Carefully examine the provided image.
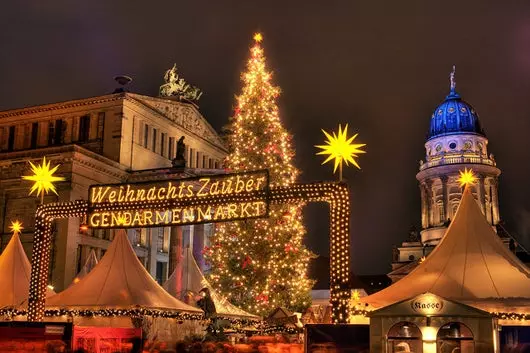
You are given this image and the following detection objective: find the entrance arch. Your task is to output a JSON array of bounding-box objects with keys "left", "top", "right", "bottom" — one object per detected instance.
[{"left": 27, "top": 170, "right": 352, "bottom": 323}]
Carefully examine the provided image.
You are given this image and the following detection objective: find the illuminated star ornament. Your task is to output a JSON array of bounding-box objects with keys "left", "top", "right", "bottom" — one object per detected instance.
[
  {"left": 9, "top": 220, "right": 23, "bottom": 235},
  {"left": 22, "top": 157, "right": 65, "bottom": 203},
  {"left": 253, "top": 32, "right": 263, "bottom": 43},
  {"left": 315, "top": 124, "right": 366, "bottom": 181},
  {"left": 457, "top": 168, "right": 477, "bottom": 188}
]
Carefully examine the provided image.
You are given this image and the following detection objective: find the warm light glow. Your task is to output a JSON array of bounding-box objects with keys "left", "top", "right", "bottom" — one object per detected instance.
[
  {"left": 22, "top": 157, "right": 65, "bottom": 197},
  {"left": 457, "top": 167, "right": 477, "bottom": 187},
  {"left": 316, "top": 124, "right": 366, "bottom": 174},
  {"left": 47, "top": 285, "right": 54, "bottom": 291},
  {"left": 9, "top": 220, "right": 23, "bottom": 235},
  {"left": 253, "top": 32, "right": 263, "bottom": 43},
  {"left": 419, "top": 256, "right": 426, "bottom": 263}
]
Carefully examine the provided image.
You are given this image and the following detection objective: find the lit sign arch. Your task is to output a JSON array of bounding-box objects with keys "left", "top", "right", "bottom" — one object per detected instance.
[{"left": 28, "top": 170, "right": 352, "bottom": 323}]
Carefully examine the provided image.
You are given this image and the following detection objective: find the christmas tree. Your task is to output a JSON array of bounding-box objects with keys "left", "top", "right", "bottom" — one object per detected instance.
[{"left": 205, "top": 33, "right": 313, "bottom": 315}]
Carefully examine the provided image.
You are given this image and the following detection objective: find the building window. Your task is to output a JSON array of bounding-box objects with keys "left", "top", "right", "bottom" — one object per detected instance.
[
  {"left": 79, "top": 115, "right": 90, "bottom": 142},
  {"left": 161, "top": 132, "right": 167, "bottom": 157},
  {"left": 49, "top": 119, "right": 64, "bottom": 146},
  {"left": 30, "top": 122, "right": 39, "bottom": 149},
  {"left": 168, "top": 137, "right": 175, "bottom": 159},
  {"left": 7, "top": 126, "right": 15, "bottom": 151},
  {"left": 189, "top": 148, "right": 194, "bottom": 167},
  {"left": 196, "top": 151, "right": 200, "bottom": 168},
  {"left": 156, "top": 228, "right": 165, "bottom": 252},
  {"left": 152, "top": 128, "right": 157, "bottom": 152},
  {"left": 203, "top": 155, "right": 207, "bottom": 168},
  {"left": 214, "top": 161, "right": 218, "bottom": 169},
  {"left": 143, "top": 124, "right": 149, "bottom": 148},
  {"left": 155, "top": 261, "right": 167, "bottom": 284}
]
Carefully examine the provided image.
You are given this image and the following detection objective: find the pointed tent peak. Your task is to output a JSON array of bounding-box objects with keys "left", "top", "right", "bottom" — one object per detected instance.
[
  {"left": 46, "top": 230, "right": 201, "bottom": 313},
  {"left": 71, "top": 249, "right": 99, "bottom": 285},
  {"left": 361, "top": 177, "right": 530, "bottom": 309},
  {"left": 0, "top": 232, "right": 55, "bottom": 308}
]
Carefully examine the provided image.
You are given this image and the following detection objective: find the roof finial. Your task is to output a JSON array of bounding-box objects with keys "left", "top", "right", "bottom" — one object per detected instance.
[{"left": 449, "top": 65, "right": 456, "bottom": 92}]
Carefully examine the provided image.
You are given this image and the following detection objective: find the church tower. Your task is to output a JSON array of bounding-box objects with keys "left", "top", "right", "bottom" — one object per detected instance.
[
  {"left": 389, "top": 67, "right": 502, "bottom": 282},
  {"left": 416, "top": 67, "right": 501, "bottom": 245}
]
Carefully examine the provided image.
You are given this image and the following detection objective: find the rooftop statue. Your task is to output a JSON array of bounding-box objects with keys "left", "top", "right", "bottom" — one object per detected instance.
[{"left": 159, "top": 63, "right": 203, "bottom": 102}]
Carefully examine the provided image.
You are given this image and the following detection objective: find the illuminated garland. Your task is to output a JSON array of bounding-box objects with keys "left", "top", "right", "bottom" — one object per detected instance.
[{"left": 27, "top": 182, "right": 351, "bottom": 323}]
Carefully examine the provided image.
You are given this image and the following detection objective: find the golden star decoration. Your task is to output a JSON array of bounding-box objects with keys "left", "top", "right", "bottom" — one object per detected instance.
[
  {"left": 9, "top": 220, "right": 23, "bottom": 234},
  {"left": 457, "top": 168, "right": 477, "bottom": 188},
  {"left": 22, "top": 157, "right": 65, "bottom": 197},
  {"left": 253, "top": 32, "right": 263, "bottom": 43},
  {"left": 315, "top": 124, "right": 366, "bottom": 177}
]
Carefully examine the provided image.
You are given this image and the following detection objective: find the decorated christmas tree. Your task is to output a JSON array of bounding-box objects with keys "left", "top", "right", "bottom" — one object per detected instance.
[{"left": 205, "top": 33, "right": 313, "bottom": 315}]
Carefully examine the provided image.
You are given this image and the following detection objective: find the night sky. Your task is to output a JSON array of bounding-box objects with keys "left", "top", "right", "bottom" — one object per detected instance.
[{"left": 2, "top": 1, "right": 530, "bottom": 275}]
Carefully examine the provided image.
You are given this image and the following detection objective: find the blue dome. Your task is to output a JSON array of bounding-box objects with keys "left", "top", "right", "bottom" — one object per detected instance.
[{"left": 428, "top": 90, "right": 484, "bottom": 140}]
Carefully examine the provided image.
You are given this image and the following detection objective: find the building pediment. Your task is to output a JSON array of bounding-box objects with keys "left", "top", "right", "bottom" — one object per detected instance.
[{"left": 127, "top": 94, "right": 225, "bottom": 150}]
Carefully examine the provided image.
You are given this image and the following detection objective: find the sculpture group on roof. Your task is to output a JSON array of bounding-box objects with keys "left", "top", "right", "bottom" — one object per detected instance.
[{"left": 160, "top": 63, "right": 203, "bottom": 102}]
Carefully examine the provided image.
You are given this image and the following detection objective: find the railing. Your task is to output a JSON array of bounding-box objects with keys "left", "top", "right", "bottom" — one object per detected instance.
[{"left": 419, "top": 155, "right": 496, "bottom": 170}]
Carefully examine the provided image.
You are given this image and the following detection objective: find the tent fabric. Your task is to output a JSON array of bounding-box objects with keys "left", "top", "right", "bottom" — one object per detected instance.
[
  {"left": 164, "top": 247, "right": 259, "bottom": 319},
  {"left": 362, "top": 186, "right": 530, "bottom": 309},
  {"left": 46, "top": 230, "right": 201, "bottom": 313},
  {"left": 0, "top": 232, "right": 55, "bottom": 308},
  {"left": 71, "top": 249, "right": 98, "bottom": 285}
]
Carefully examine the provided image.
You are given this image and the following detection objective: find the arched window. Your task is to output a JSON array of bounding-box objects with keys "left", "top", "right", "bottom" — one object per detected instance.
[
  {"left": 387, "top": 321, "right": 423, "bottom": 353},
  {"left": 437, "top": 322, "right": 474, "bottom": 353}
]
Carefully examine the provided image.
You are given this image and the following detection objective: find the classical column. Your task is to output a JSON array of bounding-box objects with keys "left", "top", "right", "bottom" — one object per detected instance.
[
  {"left": 169, "top": 226, "right": 182, "bottom": 276},
  {"left": 0, "top": 190, "right": 6, "bottom": 249},
  {"left": 425, "top": 180, "right": 433, "bottom": 227},
  {"left": 478, "top": 174, "right": 486, "bottom": 215},
  {"left": 192, "top": 224, "right": 205, "bottom": 271},
  {"left": 441, "top": 176, "right": 449, "bottom": 222},
  {"left": 420, "top": 182, "right": 428, "bottom": 229},
  {"left": 491, "top": 177, "right": 500, "bottom": 225}
]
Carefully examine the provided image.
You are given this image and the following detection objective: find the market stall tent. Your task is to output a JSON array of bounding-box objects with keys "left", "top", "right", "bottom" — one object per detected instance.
[
  {"left": 163, "top": 247, "right": 259, "bottom": 320},
  {"left": 0, "top": 232, "right": 54, "bottom": 308},
  {"left": 46, "top": 230, "right": 202, "bottom": 313},
  {"left": 362, "top": 186, "right": 530, "bottom": 313}
]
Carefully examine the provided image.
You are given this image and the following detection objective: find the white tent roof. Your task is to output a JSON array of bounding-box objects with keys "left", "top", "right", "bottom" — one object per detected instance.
[
  {"left": 46, "top": 230, "right": 201, "bottom": 313},
  {"left": 71, "top": 249, "right": 98, "bottom": 286},
  {"left": 164, "top": 247, "right": 259, "bottom": 319},
  {"left": 363, "top": 186, "right": 530, "bottom": 309},
  {"left": 0, "top": 232, "right": 55, "bottom": 308}
]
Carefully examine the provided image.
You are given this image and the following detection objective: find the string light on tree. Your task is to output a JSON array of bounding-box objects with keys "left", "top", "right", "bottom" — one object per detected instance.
[
  {"left": 457, "top": 167, "right": 477, "bottom": 188},
  {"left": 316, "top": 124, "right": 366, "bottom": 181},
  {"left": 22, "top": 157, "right": 65, "bottom": 204},
  {"left": 205, "top": 32, "right": 314, "bottom": 316}
]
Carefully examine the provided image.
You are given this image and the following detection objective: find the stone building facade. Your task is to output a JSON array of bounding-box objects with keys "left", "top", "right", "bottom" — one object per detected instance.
[{"left": 0, "top": 91, "right": 227, "bottom": 291}]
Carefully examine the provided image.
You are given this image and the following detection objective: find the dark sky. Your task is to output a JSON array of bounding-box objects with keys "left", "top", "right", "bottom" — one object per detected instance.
[{"left": 2, "top": 1, "right": 530, "bottom": 274}]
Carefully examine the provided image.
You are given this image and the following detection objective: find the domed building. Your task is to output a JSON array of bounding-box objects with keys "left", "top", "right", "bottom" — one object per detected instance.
[{"left": 389, "top": 68, "right": 505, "bottom": 282}]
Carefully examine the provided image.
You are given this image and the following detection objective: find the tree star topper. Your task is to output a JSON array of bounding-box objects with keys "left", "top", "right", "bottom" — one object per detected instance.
[
  {"left": 457, "top": 168, "right": 477, "bottom": 187},
  {"left": 9, "top": 220, "right": 23, "bottom": 235},
  {"left": 253, "top": 32, "right": 263, "bottom": 43},
  {"left": 315, "top": 124, "right": 366, "bottom": 181},
  {"left": 22, "top": 157, "right": 65, "bottom": 198}
]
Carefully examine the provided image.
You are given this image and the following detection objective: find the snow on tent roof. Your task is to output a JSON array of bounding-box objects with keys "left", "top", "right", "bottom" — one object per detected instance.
[
  {"left": 0, "top": 232, "right": 54, "bottom": 308},
  {"left": 362, "top": 186, "right": 530, "bottom": 309},
  {"left": 164, "top": 247, "right": 259, "bottom": 320},
  {"left": 46, "top": 230, "right": 201, "bottom": 313}
]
